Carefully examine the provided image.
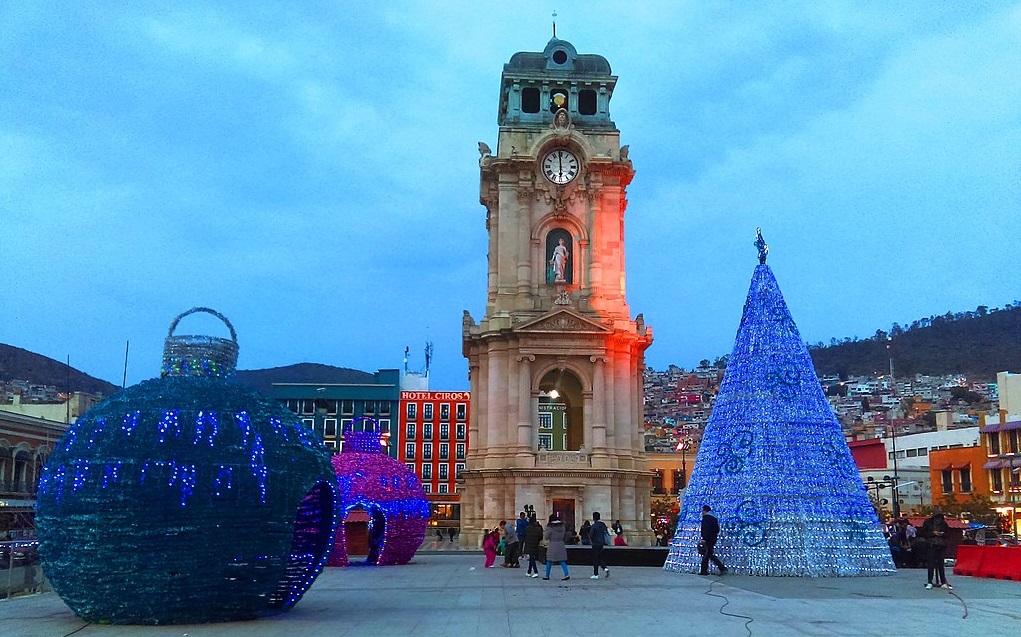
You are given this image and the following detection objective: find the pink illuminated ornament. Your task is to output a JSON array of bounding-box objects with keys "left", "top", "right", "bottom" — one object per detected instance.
[{"left": 328, "top": 418, "right": 429, "bottom": 566}]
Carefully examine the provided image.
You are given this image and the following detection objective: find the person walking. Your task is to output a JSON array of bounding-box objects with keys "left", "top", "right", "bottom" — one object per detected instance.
[
  {"left": 543, "top": 514, "right": 570, "bottom": 581},
  {"left": 482, "top": 526, "right": 499, "bottom": 568},
  {"left": 579, "top": 520, "right": 592, "bottom": 546},
  {"left": 921, "top": 512, "right": 952, "bottom": 590},
  {"left": 589, "top": 512, "right": 610, "bottom": 579},
  {"left": 699, "top": 505, "right": 728, "bottom": 575},
  {"left": 522, "top": 514, "right": 544, "bottom": 578}
]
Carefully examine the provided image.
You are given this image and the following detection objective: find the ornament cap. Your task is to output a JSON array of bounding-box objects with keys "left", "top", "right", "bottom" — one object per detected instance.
[{"left": 161, "top": 307, "right": 239, "bottom": 378}]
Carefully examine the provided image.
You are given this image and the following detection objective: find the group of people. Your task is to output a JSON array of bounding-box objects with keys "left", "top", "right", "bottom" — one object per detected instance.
[
  {"left": 882, "top": 512, "right": 953, "bottom": 589},
  {"left": 481, "top": 511, "right": 618, "bottom": 580}
]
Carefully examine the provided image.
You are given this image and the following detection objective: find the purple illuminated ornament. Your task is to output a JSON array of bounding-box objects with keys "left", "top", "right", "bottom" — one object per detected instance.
[{"left": 329, "top": 418, "right": 429, "bottom": 566}]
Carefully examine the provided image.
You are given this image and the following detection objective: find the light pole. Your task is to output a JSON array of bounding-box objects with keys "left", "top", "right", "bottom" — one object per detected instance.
[
  {"left": 887, "top": 339, "right": 902, "bottom": 520},
  {"left": 867, "top": 475, "right": 895, "bottom": 519},
  {"left": 675, "top": 438, "right": 693, "bottom": 491}
]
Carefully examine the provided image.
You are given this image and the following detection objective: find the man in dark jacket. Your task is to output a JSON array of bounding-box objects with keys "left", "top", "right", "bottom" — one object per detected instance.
[
  {"left": 920, "top": 512, "right": 952, "bottom": 590},
  {"left": 522, "top": 515, "right": 544, "bottom": 578},
  {"left": 589, "top": 512, "right": 610, "bottom": 579},
  {"left": 700, "top": 505, "right": 727, "bottom": 575}
]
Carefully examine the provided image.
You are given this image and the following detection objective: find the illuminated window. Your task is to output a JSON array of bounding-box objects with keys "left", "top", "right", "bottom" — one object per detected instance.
[
  {"left": 456, "top": 403, "right": 466, "bottom": 420},
  {"left": 440, "top": 404, "right": 450, "bottom": 420},
  {"left": 423, "top": 443, "right": 433, "bottom": 461},
  {"left": 423, "top": 483, "right": 431, "bottom": 494},
  {"left": 424, "top": 423, "right": 433, "bottom": 439},
  {"left": 538, "top": 413, "right": 553, "bottom": 429},
  {"left": 439, "top": 443, "right": 449, "bottom": 460},
  {"left": 456, "top": 443, "right": 466, "bottom": 460},
  {"left": 422, "top": 464, "right": 432, "bottom": 480},
  {"left": 405, "top": 443, "right": 415, "bottom": 460},
  {"left": 438, "top": 483, "right": 448, "bottom": 494},
  {"left": 406, "top": 423, "right": 416, "bottom": 439},
  {"left": 456, "top": 463, "right": 465, "bottom": 479},
  {"left": 439, "top": 464, "right": 449, "bottom": 480},
  {"left": 424, "top": 403, "right": 434, "bottom": 420},
  {"left": 538, "top": 434, "right": 553, "bottom": 450},
  {"left": 407, "top": 403, "right": 417, "bottom": 419},
  {"left": 456, "top": 423, "right": 466, "bottom": 440},
  {"left": 440, "top": 423, "right": 449, "bottom": 440}
]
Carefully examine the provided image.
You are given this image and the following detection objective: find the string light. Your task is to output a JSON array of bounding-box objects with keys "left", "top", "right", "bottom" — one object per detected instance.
[
  {"left": 35, "top": 308, "right": 338, "bottom": 624},
  {"left": 664, "top": 265, "right": 896, "bottom": 577}
]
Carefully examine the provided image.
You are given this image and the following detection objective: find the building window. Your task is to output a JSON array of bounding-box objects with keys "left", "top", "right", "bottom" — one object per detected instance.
[
  {"left": 363, "top": 400, "right": 376, "bottom": 415},
  {"left": 907, "top": 449, "right": 917, "bottom": 457},
  {"left": 406, "top": 463, "right": 416, "bottom": 473},
  {"left": 440, "top": 404, "right": 450, "bottom": 421},
  {"left": 325, "top": 440, "right": 337, "bottom": 451},
  {"left": 378, "top": 418, "right": 390, "bottom": 432},
  {"left": 341, "top": 418, "right": 352, "bottom": 434},
  {"left": 456, "top": 443, "right": 466, "bottom": 460},
  {"left": 960, "top": 467, "right": 972, "bottom": 493},
  {"left": 456, "top": 403, "right": 466, "bottom": 420},
  {"left": 918, "top": 448, "right": 928, "bottom": 456},
  {"left": 522, "top": 87, "right": 540, "bottom": 113},
  {"left": 439, "top": 464, "right": 449, "bottom": 480},
  {"left": 326, "top": 400, "right": 338, "bottom": 415},
  {"left": 652, "top": 469, "right": 664, "bottom": 494},
  {"left": 992, "top": 468, "right": 1003, "bottom": 491},
  {"left": 406, "top": 423, "right": 416, "bottom": 439},
  {"left": 341, "top": 400, "right": 354, "bottom": 415},
  {"left": 424, "top": 403, "right": 434, "bottom": 420},
  {"left": 438, "top": 483, "right": 448, "bottom": 494},
  {"left": 439, "top": 443, "right": 449, "bottom": 460},
  {"left": 538, "top": 434, "right": 553, "bottom": 450},
  {"left": 423, "top": 483, "right": 432, "bottom": 494},
  {"left": 324, "top": 418, "right": 338, "bottom": 437},
  {"left": 1010, "top": 429, "right": 1020, "bottom": 454},
  {"left": 407, "top": 403, "right": 417, "bottom": 419},
  {"left": 941, "top": 469, "right": 953, "bottom": 494},
  {"left": 405, "top": 443, "right": 415, "bottom": 460},
  {"left": 672, "top": 469, "right": 686, "bottom": 491},
  {"left": 440, "top": 423, "right": 449, "bottom": 440},
  {"left": 422, "top": 463, "right": 432, "bottom": 480},
  {"left": 456, "top": 423, "right": 466, "bottom": 440},
  {"left": 989, "top": 433, "right": 1000, "bottom": 455},
  {"left": 423, "top": 443, "right": 433, "bottom": 461},
  {"left": 456, "top": 463, "right": 465, "bottom": 479},
  {"left": 538, "top": 413, "right": 553, "bottom": 429},
  {"left": 424, "top": 423, "right": 433, "bottom": 439},
  {"left": 379, "top": 401, "right": 391, "bottom": 416},
  {"left": 579, "top": 89, "right": 597, "bottom": 115},
  {"left": 301, "top": 401, "right": 314, "bottom": 415},
  {"left": 302, "top": 418, "right": 315, "bottom": 429}
]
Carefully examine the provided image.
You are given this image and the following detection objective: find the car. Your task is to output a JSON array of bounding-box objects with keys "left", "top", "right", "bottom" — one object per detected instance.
[{"left": 996, "top": 534, "right": 1019, "bottom": 547}]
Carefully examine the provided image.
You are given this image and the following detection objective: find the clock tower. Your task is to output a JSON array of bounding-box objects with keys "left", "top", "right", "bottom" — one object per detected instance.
[{"left": 461, "top": 37, "right": 653, "bottom": 546}]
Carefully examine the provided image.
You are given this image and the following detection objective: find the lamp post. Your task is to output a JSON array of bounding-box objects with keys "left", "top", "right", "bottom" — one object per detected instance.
[
  {"left": 675, "top": 438, "right": 693, "bottom": 491},
  {"left": 866, "top": 475, "right": 895, "bottom": 519},
  {"left": 887, "top": 340, "right": 902, "bottom": 520}
]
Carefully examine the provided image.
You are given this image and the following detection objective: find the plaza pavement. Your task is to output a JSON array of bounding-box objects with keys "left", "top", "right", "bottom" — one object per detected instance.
[{"left": 3, "top": 544, "right": 1020, "bottom": 637}]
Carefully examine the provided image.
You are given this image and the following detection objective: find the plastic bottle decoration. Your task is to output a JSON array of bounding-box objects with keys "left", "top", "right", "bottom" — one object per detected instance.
[
  {"left": 329, "top": 417, "right": 429, "bottom": 566},
  {"left": 36, "top": 308, "right": 338, "bottom": 624}
]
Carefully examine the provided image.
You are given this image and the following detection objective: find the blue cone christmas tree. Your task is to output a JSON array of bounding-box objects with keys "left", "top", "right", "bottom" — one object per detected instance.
[{"left": 664, "top": 235, "right": 895, "bottom": 577}]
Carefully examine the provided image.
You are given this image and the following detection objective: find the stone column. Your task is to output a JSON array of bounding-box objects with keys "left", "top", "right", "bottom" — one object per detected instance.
[
  {"left": 589, "top": 355, "right": 609, "bottom": 469},
  {"left": 516, "top": 354, "right": 535, "bottom": 463}
]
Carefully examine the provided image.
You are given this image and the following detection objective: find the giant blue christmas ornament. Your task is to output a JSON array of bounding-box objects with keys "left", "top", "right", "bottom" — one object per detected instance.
[
  {"left": 664, "top": 232, "right": 895, "bottom": 577},
  {"left": 36, "top": 308, "right": 338, "bottom": 623}
]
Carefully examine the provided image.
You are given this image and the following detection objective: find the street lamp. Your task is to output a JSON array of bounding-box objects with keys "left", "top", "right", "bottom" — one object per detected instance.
[
  {"left": 866, "top": 475, "right": 896, "bottom": 519},
  {"left": 675, "top": 438, "right": 693, "bottom": 491}
]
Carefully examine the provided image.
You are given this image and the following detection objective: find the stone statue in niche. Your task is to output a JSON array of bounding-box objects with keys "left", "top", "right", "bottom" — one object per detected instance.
[{"left": 547, "top": 231, "right": 571, "bottom": 283}]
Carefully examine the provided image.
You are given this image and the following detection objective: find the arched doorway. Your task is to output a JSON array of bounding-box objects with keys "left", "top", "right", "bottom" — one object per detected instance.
[{"left": 537, "top": 370, "right": 584, "bottom": 451}]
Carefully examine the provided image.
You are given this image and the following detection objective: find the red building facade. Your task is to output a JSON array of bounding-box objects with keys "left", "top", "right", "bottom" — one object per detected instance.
[{"left": 398, "top": 391, "right": 470, "bottom": 531}]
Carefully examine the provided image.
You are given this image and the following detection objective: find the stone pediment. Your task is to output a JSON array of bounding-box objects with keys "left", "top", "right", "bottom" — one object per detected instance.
[{"left": 514, "top": 309, "right": 610, "bottom": 334}]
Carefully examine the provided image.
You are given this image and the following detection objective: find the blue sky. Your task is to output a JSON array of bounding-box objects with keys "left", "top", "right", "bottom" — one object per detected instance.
[{"left": 2, "top": 2, "right": 1019, "bottom": 391}]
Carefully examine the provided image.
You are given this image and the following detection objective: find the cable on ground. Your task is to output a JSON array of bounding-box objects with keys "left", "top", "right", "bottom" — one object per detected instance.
[{"left": 705, "top": 577, "right": 754, "bottom": 637}]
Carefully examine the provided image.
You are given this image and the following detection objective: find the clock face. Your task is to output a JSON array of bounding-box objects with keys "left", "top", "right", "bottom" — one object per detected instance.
[{"left": 542, "top": 149, "right": 579, "bottom": 185}]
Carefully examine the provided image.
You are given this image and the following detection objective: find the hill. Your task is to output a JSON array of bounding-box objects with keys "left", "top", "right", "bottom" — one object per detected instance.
[
  {"left": 0, "top": 343, "right": 376, "bottom": 398},
  {"left": 808, "top": 304, "right": 1021, "bottom": 381},
  {"left": 0, "top": 343, "right": 120, "bottom": 396},
  {"left": 234, "top": 364, "right": 376, "bottom": 394}
]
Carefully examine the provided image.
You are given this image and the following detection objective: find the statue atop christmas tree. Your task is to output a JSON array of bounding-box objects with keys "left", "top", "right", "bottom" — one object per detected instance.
[{"left": 664, "top": 231, "right": 895, "bottom": 577}]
